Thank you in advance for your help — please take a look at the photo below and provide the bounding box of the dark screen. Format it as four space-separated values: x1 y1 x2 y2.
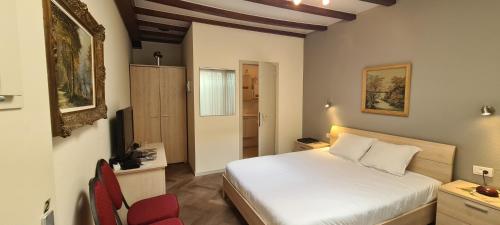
122 107 134 152
115 107 134 159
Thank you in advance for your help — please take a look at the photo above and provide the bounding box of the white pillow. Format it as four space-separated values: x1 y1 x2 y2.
329 133 376 161
360 141 421 176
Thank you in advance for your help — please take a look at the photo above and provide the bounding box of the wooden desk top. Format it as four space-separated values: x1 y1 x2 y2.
114 143 167 176
440 180 500 211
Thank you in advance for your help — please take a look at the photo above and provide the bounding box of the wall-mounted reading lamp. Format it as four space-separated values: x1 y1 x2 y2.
324 101 333 109
475 105 498 197
480 105 494 116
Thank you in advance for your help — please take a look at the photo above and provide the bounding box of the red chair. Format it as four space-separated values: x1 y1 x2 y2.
96 159 180 225
89 177 122 225
89 178 184 225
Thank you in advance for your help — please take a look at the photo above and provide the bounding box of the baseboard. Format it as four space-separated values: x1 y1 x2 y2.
195 169 225 176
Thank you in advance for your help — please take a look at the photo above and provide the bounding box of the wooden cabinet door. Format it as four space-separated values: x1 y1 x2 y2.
130 66 161 144
159 67 187 163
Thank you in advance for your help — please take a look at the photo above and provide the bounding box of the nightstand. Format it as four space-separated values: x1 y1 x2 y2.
294 141 330 151
436 180 500 225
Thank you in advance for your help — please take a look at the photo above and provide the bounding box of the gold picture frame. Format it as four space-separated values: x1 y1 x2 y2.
361 64 412 117
43 0 107 137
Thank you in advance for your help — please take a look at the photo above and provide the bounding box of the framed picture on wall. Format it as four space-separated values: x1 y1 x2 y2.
361 63 412 117
43 0 107 137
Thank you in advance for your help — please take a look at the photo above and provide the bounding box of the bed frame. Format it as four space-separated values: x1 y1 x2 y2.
222 126 456 225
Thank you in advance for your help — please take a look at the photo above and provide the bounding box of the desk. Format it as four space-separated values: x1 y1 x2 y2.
115 143 167 224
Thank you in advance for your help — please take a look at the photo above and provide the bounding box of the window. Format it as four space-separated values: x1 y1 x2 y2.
199 68 236 116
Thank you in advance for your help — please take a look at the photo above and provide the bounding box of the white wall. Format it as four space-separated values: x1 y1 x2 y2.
132 41 182 66
0 1 55 224
190 23 304 175
51 0 132 225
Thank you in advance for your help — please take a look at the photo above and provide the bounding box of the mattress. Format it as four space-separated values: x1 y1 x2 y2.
225 148 441 225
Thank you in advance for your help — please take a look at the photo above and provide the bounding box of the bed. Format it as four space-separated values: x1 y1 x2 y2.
222 126 456 225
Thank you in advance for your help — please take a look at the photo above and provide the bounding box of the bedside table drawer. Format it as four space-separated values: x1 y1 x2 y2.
438 191 500 225
295 144 311 151
436 212 469 225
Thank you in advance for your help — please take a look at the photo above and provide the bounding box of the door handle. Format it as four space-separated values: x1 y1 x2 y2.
258 112 261 127
464 201 489 213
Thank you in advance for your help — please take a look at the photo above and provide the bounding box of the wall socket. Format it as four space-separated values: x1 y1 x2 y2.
473 165 494 177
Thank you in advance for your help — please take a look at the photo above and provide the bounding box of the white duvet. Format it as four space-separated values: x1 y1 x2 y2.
225 148 441 225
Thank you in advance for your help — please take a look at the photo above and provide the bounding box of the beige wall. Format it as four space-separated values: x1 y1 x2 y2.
51 0 132 225
303 0 500 186
190 23 304 175
0 1 55 224
132 41 182 66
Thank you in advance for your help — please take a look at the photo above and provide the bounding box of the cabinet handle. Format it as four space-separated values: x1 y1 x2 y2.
464 201 489 213
258 112 262 127
0 96 6 102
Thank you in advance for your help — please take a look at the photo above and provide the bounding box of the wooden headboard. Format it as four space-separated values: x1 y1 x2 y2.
330 126 456 183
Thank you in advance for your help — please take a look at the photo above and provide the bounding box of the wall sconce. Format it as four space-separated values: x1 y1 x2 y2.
324 101 333 109
480 105 494 116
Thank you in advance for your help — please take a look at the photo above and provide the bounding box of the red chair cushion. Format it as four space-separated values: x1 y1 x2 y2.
127 194 180 225
99 161 124 209
92 180 117 225
150 218 184 225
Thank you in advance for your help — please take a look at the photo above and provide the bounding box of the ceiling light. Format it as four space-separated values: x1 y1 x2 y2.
293 0 302 5
322 0 330 6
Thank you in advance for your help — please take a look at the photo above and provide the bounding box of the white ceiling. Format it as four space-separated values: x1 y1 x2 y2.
134 0 379 36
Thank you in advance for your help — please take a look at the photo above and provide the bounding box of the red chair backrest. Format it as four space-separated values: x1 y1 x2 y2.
89 178 118 225
96 159 124 210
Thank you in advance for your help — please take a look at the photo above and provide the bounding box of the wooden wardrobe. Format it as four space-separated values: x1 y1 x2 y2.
130 65 187 164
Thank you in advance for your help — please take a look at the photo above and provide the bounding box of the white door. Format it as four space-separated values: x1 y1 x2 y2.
258 62 277 156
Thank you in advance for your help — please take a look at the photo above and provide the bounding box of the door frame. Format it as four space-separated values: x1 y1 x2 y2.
238 60 279 159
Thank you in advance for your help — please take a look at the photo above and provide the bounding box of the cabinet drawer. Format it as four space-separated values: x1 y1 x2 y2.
436 212 469 225
437 191 500 225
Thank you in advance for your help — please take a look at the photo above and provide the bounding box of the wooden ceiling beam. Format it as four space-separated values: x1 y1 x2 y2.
360 0 397 6
141 36 183 44
137 20 189 32
244 0 356 21
140 30 185 39
147 0 327 31
135 7 307 38
114 0 142 48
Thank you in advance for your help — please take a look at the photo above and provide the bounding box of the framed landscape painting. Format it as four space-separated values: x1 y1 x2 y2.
361 64 412 117
43 0 107 137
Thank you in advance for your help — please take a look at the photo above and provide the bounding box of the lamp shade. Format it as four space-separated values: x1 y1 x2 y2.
480 106 494 116
324 101 333 109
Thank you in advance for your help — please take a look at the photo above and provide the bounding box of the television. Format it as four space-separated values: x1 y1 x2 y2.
114 107 134 160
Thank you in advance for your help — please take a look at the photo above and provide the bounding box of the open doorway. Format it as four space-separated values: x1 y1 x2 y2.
241 61 277 159
242 63 259 159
